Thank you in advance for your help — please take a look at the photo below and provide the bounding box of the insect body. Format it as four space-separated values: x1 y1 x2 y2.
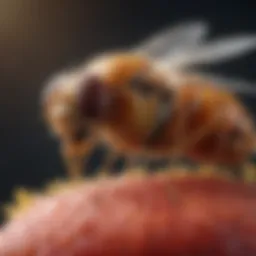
42 21 256 177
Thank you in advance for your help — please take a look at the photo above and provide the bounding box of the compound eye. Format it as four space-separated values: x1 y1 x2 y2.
78 76 108 119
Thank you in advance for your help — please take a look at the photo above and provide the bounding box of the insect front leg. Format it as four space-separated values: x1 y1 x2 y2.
61 138 95 179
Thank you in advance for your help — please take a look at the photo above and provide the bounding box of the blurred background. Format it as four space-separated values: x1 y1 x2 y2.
1 0 256 221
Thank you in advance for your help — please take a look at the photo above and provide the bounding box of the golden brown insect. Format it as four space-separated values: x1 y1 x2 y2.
42 21 256 178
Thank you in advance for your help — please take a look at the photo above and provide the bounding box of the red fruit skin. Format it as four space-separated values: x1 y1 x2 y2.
0 175 256 256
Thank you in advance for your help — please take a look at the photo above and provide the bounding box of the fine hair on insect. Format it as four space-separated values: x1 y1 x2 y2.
42 20 256 179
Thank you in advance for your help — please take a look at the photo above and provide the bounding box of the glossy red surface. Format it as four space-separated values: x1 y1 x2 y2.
0 174 256 256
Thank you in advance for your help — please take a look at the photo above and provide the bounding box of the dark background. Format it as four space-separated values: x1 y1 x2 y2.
1 0 256 217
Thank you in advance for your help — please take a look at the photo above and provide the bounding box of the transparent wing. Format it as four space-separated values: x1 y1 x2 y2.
160 34 256 69
187 72 256 95
133 20 209 59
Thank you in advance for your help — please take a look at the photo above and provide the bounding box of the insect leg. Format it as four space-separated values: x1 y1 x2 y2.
61 139 95 179
97 146 121 175
61 147 85 179
125 155 146 170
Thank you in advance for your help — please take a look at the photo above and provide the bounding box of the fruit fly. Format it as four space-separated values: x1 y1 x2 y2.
42 20 256 178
